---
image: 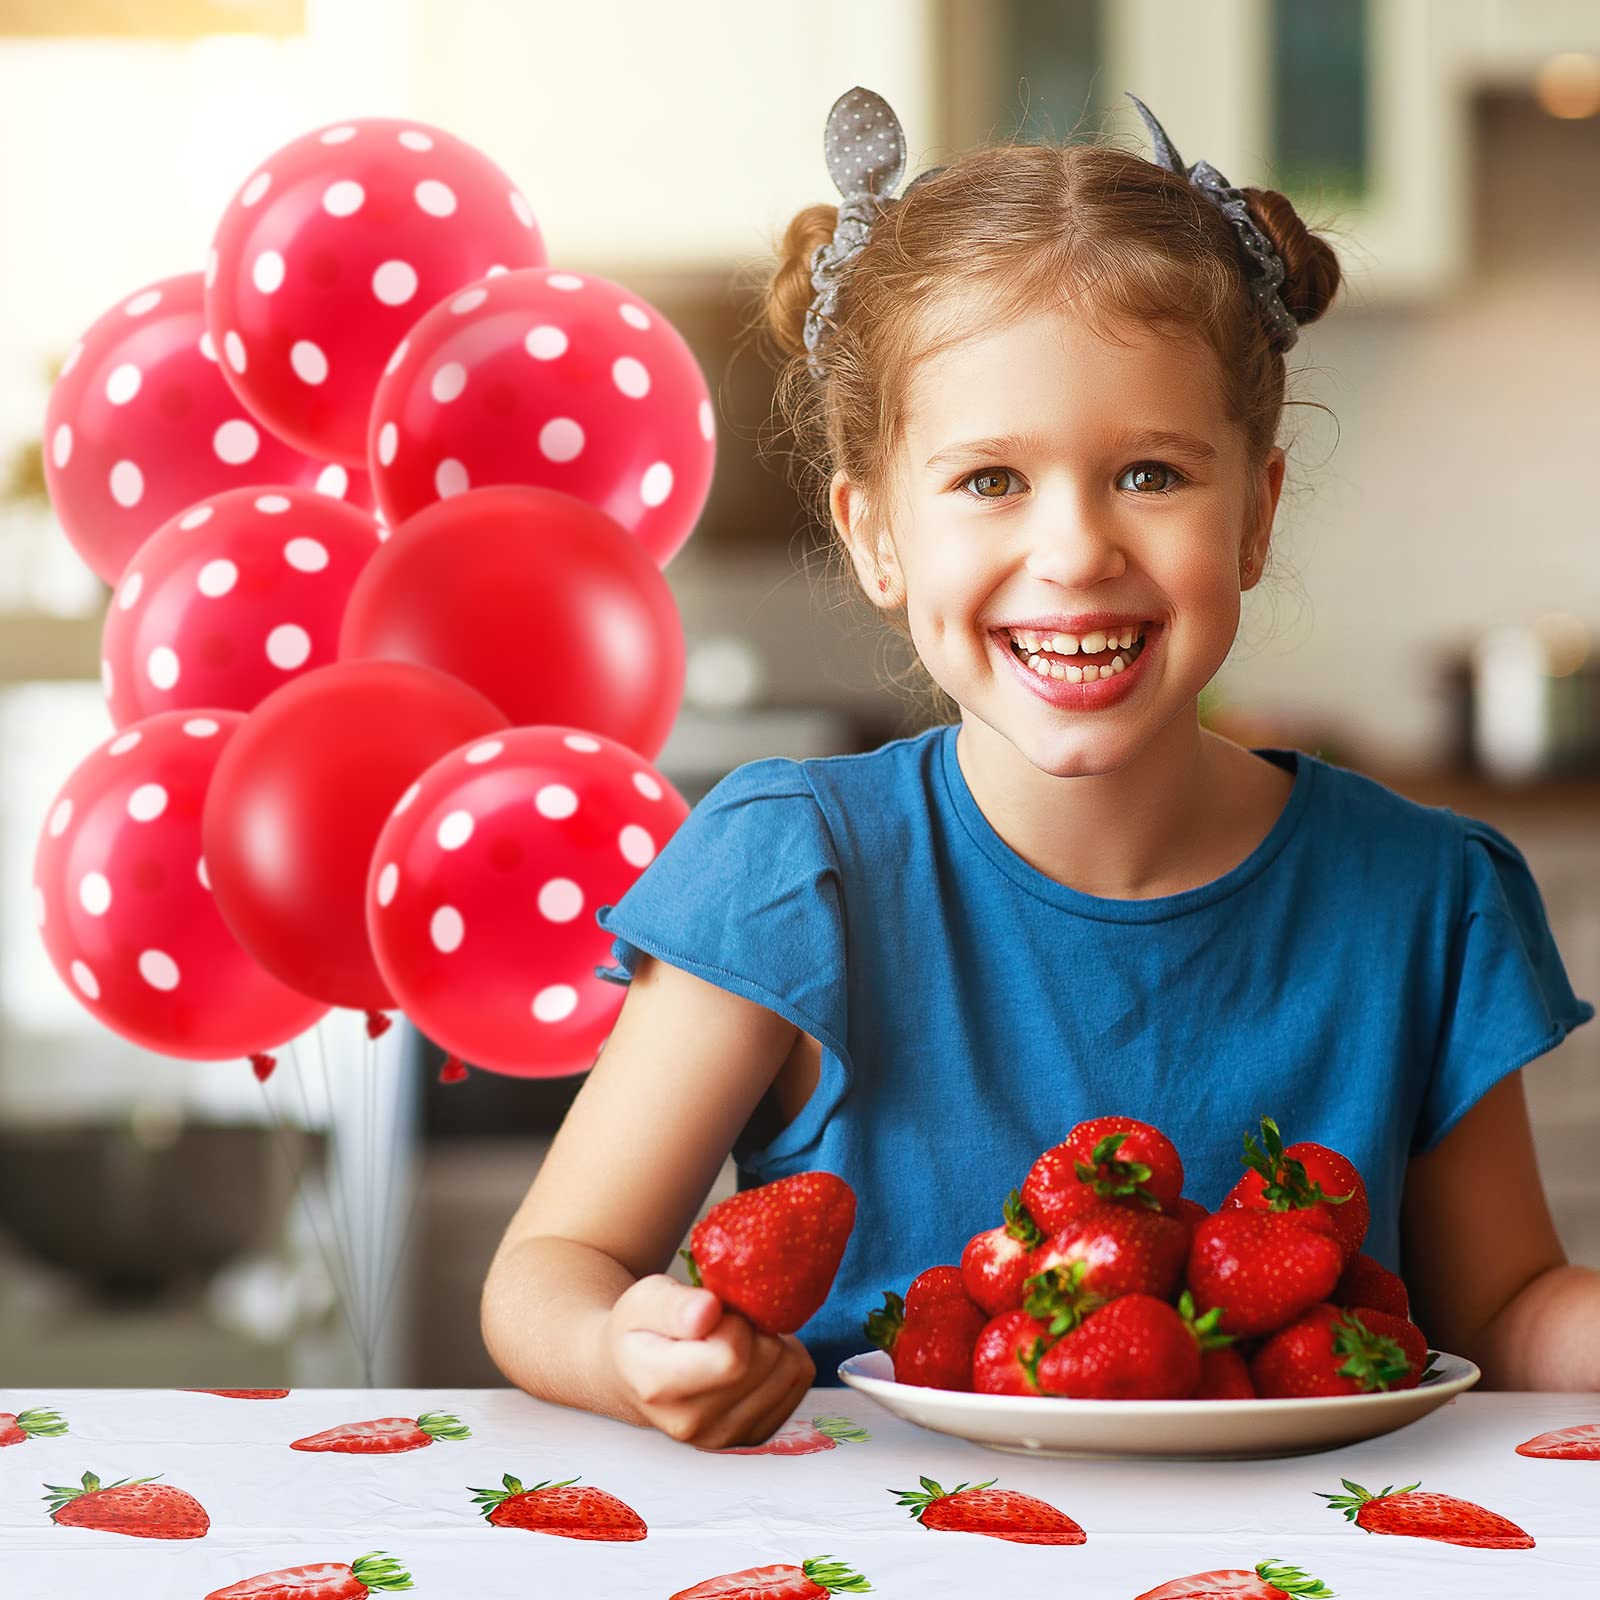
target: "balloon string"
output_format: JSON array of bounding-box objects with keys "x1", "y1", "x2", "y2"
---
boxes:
[
  {"x1": 375, "y1": 1023, "x2": 407, "y2": 1360},
  {"x1": 371, "y1": 1044, "x2": 426, "y2": 1366},
  {"x1": 364, "y1": 1021, "x2": 378, "y2": 1385},
  {"x1": 265, "y1": 1040, "x2": 365, "y2": 1371},
  {"x1": 313, "y1": 1016, "x2": 363, "y2": 1381}
]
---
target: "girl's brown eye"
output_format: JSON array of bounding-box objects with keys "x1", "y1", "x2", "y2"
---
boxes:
[
  {"x1": 1125, "y1": 463, "x2": 1178, "y2": 493},
  {"x1": 965, "y1": 469, "x2": 1015, "y2": 498}
]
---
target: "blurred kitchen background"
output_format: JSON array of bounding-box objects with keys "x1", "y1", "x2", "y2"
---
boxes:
[{"x1": 1, "y1": 0, "x2": 1597, "y2": 1388}]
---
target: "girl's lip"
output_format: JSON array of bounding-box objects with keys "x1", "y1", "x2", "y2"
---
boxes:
[{"x1": 990, "y1": 623, "x2": 1161, "y2": 708}]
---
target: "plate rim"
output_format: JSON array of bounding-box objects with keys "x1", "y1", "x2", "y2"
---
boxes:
[{"x1": 837, "y1": 1347, "x2": 1481, "y2": 1414}]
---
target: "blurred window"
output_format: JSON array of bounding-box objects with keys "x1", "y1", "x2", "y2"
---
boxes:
[{"x1": 1271, "y1": 0, "x2": 1371, "y2": 205}]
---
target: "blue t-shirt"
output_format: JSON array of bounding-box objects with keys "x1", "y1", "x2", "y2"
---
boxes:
[{"x1": 593, "y1": 722, "x2": 1593, "y2": 1385}]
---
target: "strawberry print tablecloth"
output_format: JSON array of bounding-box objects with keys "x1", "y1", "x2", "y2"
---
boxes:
[{"x1": 3, "y1": 1385, "x2": 1599, "y2": 1598}]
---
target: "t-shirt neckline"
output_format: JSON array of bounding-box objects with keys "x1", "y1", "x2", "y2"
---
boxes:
[{"x1": 938, "y1": 721, "x2": 1317, "y2": 923}]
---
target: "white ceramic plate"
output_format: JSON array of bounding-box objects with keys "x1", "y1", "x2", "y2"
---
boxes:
[{"x1": 837, "y1": 1349, "x2": 1481, "y2": 1460}]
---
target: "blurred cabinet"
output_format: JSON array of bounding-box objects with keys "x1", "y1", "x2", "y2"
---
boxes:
[{"x1": 932, "y1": 0, "x2": 1600, "y2": 302}]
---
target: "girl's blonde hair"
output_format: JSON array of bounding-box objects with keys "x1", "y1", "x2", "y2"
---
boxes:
[{"x1": 745, "y1": 129, "x2": 1344, "y2": 729}]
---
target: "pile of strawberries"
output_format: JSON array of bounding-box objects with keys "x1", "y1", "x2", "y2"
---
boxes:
[{"x1": 865, "y1": 1114, "x2": 1436, "y2": 1400}]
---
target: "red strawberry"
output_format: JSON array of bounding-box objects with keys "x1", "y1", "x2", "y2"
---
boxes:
[
  {"x1": 903, "y1": 1263, "x2": 971, "y2": 1313},
  {"x1": 1023, "y1": 1117, "x2": 1184, "y2": 1232},
  {"x1": 1345, "y1": 1306, "x2": 1427, "y2": 1386},
  {"x1": 204, "y1": 1550, "x2": 413, "y2": 1600},
  {"x1": 971, "y1": 1308, "x2": 1056, "y2": 1395},
  {"x1": 1187, "y1": 1207, "x2": 1343, "y2": 1337},
  {"x1": 679, "y1": 1171, "x2": 855, "y2": 1335},
  {"x1": 1026, "y1": 1199, "x2": 1190, "y2": 1305},
  {"x1": 1250, "y1": 1304, "x2": 1420, "y2": 1397},
  {"x1": 1222, "y1": 1117, "x2": 1368, "y2": 1265},
  {"x1": 180, "y1": 1388, "x2": 290, "y2": 1398},
  {"x1": 892, "y1": 1474, "x2": 1086, "y2": 1544},
  {"x1": 864, "y1": 1280, "x2": 987, "y2": 1391},
  {"x1": 699, "y1": 1415, "x2": 871, "y2": 1455},
  {"x1": 0, "y1": 1407, "x2": 68, "y2": 1446},
  {"x1": 44, "y1": 1470, "x2": 209, "y2": 1539},
  {"x1": 291, "y1": 1410, "x2": 470, "y2": 1452},
  {"x1": 1516, "y1": 1423, "x2": 1600, "y2": 1459},
  {"x1": 1029, "y1": 1292, "x2": 1201, "y2": 1399},
  {"x1": 1195, "y1": 1346, "x2": 1257, "y2": 1400},
  {"x1": 669, "y1": 1556, "x2": 873, "y2": 1598},
  {"x1": 1165, "y1": 1195, "x2": 1210, "y2": 1242},
  {"x1": 1330, "y1": 1251, "x2": 1409, "y2": 1319},
  {"x1": 468, "y1": 1473, "x2": 646, "y2": 1540},
  {"x1": 1316, "y1": 1477, "x2": 1535, "y2": 1548},
  {"x1": 1135, "y1": 1559, "x2": 1336, "y2": 1598},
  {"x1": 960, "y1": 1189, "x2": 1046, "y2": 1313}
]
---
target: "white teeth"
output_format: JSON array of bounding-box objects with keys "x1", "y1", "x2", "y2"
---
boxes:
[
  {"x1": 1006, "y1": 624, "x2": 1144, "y2": 655},
  {"x1": 1007, "y1": 629, "x2": 1147, "y2": 682}
]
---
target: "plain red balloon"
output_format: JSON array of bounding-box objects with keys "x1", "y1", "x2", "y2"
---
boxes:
[
  {"x1": 202, "y1": 659, "x2": 510, "y2": 1015},
  {"x1": 339, "y1": 485, "x2": 683, "y2": 762},
  {"x1": 33, "y1": 710, "x2": 328, "y2": 1062}
]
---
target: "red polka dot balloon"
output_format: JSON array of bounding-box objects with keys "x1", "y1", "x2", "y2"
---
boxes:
[
  {"x1": 366, "y1": 726, "x2": 690, "y2": 1077},
  {"x1": 41, "y1": 272, "x2": 372, "y2": 586},
  {"x1": 33, "y1": 710, "x2": 328, "y2": 1062},
  {"x1": 102, "y1": 485, "x2": 384, "y2": 728},
  {"x1": 367, "y1": 267, "x2": 715, "y2": 568},
  {"x1": 205, "y1": 117, "x2": 547, "y2": 468}
]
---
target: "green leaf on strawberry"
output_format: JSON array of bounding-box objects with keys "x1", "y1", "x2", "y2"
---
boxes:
[
  {"x1": 348, "y1": 1553, "x2": 415, "y2": 1592},
  {"x1": 1020, "y1": 1261, "x2": 1108, "y2": 1337},
  {"x1": 797, "y1": 1557, "x2": 874, "y2": 1594},
  {"x1": 863, "y1": 1290, "x2": 904, "y2": 1352},
  {"x1": 1072, "y1": 1132, "x2": 1162, "y2": 1210},
  {"x1": 1254, "y1": 1560, "x2": 1335, "y2": 1597},
  {"x1": 1001, "y1": 1188, "x2": 1044, "y2": 1248},
  {"x1": 1176, "y1": 1288, "x2": 1237, "y2": 1350},
  {"x1": 1241, "y1": 1116, "x2": 1353, "y2": 1209}
]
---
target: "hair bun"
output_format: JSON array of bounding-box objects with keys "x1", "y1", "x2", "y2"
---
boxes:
[
  {"x1": 762, "y1": 203, "x2": 842, "y2": 361},
  {"x1": 1242, "y1": 186, "x2": 1342, "y2": 331}
]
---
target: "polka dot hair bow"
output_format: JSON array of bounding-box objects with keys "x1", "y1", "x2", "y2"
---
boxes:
[
  {"x1": 1125, "y1": 91, "x2": 1301, "y2": 352},
  {"x1": 802, "y1": 86, "x2": 944, "y2": 383}
]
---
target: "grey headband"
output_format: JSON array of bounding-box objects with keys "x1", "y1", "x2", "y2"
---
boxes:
[{"x1": 801, "y1": 85, "x2": 1299, "y2": 381}]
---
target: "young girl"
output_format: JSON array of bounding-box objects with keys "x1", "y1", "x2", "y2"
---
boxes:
[{"x1": 480, "y1": 87, "x2": 1596, "y2": 1447}]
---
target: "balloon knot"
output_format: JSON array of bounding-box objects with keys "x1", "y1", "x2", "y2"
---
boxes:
[
  {"x1": 249, "y1": 1053, "x2": 277, "y2": 1083},
  {"x1": 439, "y1": 1055, "x2": 468, "y2": 1085},
  {"x1": 365, "y1": 1010, "x2": 393, "y2": 1040}
]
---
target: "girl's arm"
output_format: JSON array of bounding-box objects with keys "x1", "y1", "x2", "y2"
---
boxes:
[
  {"x1": 1400, "y1": 1067, "x2": 1598, "y2": 1389},
  {"x1": 479, "y1": 948, "x2": 818, "y2": 1444}
]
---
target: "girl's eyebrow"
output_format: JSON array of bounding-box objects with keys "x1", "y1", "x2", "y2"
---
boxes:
[{"x1": 923, "y1": 427, "x2": 1220, "y2": 472}]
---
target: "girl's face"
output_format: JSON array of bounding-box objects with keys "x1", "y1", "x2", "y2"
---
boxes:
[{"x1": 835, "y1": 301, "x2": 1285, "y2": 777}]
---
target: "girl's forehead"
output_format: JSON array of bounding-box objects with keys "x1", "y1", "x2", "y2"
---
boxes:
[{"x1": 904, "y1": 308, "x2": 1224, "y2": 444}]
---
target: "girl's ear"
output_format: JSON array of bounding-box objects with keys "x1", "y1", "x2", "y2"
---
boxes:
[{"x1": 832, "y1": 470, "x2": 900, "y2": 606}]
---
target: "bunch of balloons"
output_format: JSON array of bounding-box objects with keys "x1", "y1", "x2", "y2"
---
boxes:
[{"x1": 33, "y1": 116, "x2": 713, "y2": 1083}]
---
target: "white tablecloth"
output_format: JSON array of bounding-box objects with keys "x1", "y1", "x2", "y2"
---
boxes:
[{"x1": 3, "y1": 1386, "x2": 1598, "y2": 1597}]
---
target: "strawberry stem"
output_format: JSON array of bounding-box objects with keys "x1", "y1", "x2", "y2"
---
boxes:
[
  {"x1": 1021, "y1": 1261, "x2": 1106, "y2": 1336},
  {"x1": 677, "y1": 1247, "x2": 703, "y2": 1289},
  {"x1": 1240, "y1": 1116, "x2": 1352, "y2": 1210},
  {"x1": 1177, "y1": 1288, "x2": 1237, "y2": 1350},
  {"x1": 349, "y1": 1552, "x2": 414, "y2": 1592},
  {"x1": 14, "y1": 1408, "x2": 68, "y2": 1438},
  {"x1": 415, "y1": 1411, "x2": 471, "y2": 1442},
  {"x1": 1255, "y1": 1559, "x2": 1335, "y2": 1597},
  {"x1": 1001, "y1": 1188, "x2": 1044, "y2": 1248},
  {"x1": 467, "y1": 1472, "x2": 581, "y2": 1519},
  {"x1": 862, "y1": 1290, "x2": 904, "y2": 1353},
  {"x1": 1314, "y1": 1477, "x2": 1423, "y2": 1524},
  {"x1": 811, "y1": 1415, "x2": 872, "y2": 1444},
  {"x1": 890, "y1": 1475, "x2": 998, "y2": 1520},
  {"x1": 1330, "y1": 1310, "x2": 1413, "y2": 1391},
  {"x1": 799, "y1": 1556, "x2": 874, "y2": 1593},
  {"x1": 1072, "y1": 1132, "x2": 1161, "y2": 1209}
]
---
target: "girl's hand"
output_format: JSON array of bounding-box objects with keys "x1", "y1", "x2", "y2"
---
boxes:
[{"x1": 605, "y1": 1272, "x2": 816, "y2": 1448}]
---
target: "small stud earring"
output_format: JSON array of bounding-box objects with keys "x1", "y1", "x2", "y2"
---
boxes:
[
  {"x1": 1243, "y1": 556, "x2": 1254, "y2": 574},
  {"x1": 877, "y1": 573, "x2": 888, "y2": 591}
]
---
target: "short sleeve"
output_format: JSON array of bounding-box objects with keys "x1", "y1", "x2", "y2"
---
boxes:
[
  {"x1": 591, "y1": 757, "x2": 852, "y2": 1163},
  {"x1": 1414, "y1": 815, "x2": 1596, "y2": 1155}
]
